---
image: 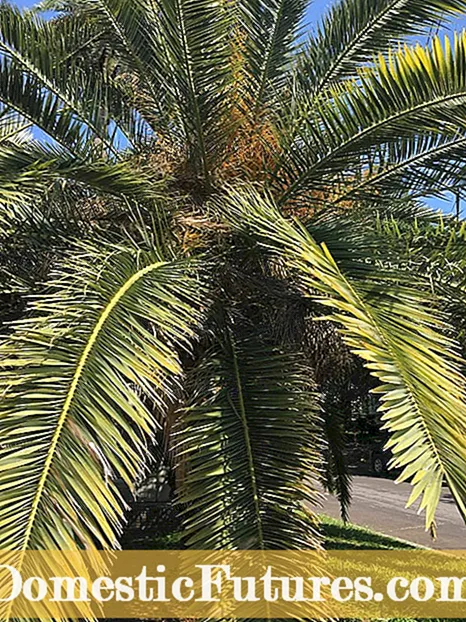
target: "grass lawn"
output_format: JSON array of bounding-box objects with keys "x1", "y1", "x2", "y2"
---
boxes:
[
  {"x1": 125, "y1": 512, "x2": 464, "y2": 621},
  {"x1": 320, "y1": 514, "x2": 417, "y2": 550},
  {"x1": 128, "y1": 513, "x2": 421, "y2": 551},
  {"x1": 319, "y1": 515, "x2": 464, "y2": 622}
]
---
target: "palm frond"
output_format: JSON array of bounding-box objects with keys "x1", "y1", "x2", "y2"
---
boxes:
[
  {"x1": 277, "y1": 33, "x2": 466, "y2": 205},
  {"x1": 322, "y1": 407, "x2": 352, "y2": 523},
  {"x1": 238, "y1": 0, "x2": 307, "y2": 113},
  {"x1": 0, "y1": 4, "x2": 114, "y2": 153},
  {"x1": 48, "y1": 0, "x2": 178, "y2": 137},
  {"x1": 74, "y1": 0, "x2": 233, "y2": 179},
  {"x1": 0, "y1": 2, "x2": 150, "y2": 154},
  {"x1": 177, "y1": 324, "x2": 322, "y2": 549},
  {"x1": 0, "y1": 138, "x2": 163, "y2": 215},
  {"x1": 155, "y1": 0, "x2": 232, "y2": 181},
  {"x1": 329, "y1": 131, "x2": 466, "y2": 205},
  {"x1": 297, "y1": 0, "x2": 466, "y2": 95},
  {"x1": 221, "y1": 186, "x2": 466, "y2": 530},
  {"x1": 0, "y1": 56, "x2": 83, "y2": 154},
  {"x1": 0, "y1": 107, "x2": 32, "y2": 143},
  {"x1": 373, "y1": 208, "x2": 466, "y2": 346},
  {"x1": 0, "y1": 238, "x2": 206, "y2": 551}
]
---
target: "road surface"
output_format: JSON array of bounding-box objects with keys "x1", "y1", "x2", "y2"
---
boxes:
[{"x1": 318, "y1": 475, "x2": 466, "y2": 549}]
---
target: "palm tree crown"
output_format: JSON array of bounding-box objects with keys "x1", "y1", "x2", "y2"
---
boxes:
[{"x1": 1, "y1": 0, "x2": 466, "y2": 559}]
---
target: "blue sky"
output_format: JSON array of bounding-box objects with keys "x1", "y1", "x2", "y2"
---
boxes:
[{"x1": 11, "y1": 0, "x2": 466, "y2": 214}]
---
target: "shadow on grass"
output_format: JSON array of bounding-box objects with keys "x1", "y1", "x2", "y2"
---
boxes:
[{"x1": 320, "y1": 514, "x2": 416, "y2": 550}]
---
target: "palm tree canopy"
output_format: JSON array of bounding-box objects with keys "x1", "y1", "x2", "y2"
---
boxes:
[{"x1": 1, "y1": 0, "x2": 466, "y2": 557}]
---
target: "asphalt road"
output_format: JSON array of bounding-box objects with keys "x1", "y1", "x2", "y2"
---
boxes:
[{"x1": 319, "y1": 475, "x2": 466, "y2": 549}]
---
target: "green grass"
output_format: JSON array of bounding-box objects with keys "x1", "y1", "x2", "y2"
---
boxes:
[
  {"x1": 133, "y1": 513, "x2": 419, "y2": 551},
  {"x1": 320, "y1": 514, "x2": 417, "y2": 550},
  {"x1": 125, "y1": 512, "x2": 463, "y2": 620},
  {"x1": 319, "y1": 515, "x2": 465, "y2": 622}
]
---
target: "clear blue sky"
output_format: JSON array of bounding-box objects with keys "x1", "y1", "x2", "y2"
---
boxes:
[{"x1": 11, "y1": 0, "x2": 466, "y2": 214}]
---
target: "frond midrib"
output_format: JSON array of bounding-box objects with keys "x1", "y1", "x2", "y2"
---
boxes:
[
  {"x1": 227, "y1": 329, "x2": 264, "y2": 549},
  {"x1": 0, "y1": 119, "x2": 32, "y2": 144},
  {"x1": 0, "y1": 92, "x2": 80, "y2": 157},
  {"x1": 20, "y1": 259, "x2": 166, "y2": 554},
  {"x1": 279, "y1": 87, "x2": 466, "y2": 204},
  {"x1": 315, "y1": 0, "x2": 407, "y2": 94}
]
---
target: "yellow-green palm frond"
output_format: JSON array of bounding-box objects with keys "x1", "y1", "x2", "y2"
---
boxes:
[
  {"x1": 221, "y1": 186, "x2": 466, "y2": 530},
  {"x1": 177, "y1": 325, "x2": 322, "y2": 550},
  {"x1": 277, "y1": 32, "x2": 466, "y2": 205},
  {"x1": 0, "y1": 238, "x2": 206, "y2": 552},
  {"x1": 298, "y1": 0, "x2": 466, "y2": 95}
]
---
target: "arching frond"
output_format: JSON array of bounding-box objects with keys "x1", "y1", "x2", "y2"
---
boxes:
[
  {"x1": 0, "y1": 108, "x2": 32, "y2": 144},
  {"x1": 0, "y1": 4, "x2": 106, "y2": 152},
  {"x1": 221, "y1": 186, "x2": 466, "y2": 530},
  {"x1": 277, "y1": 33, "x2": 466, "y2": 205},
  {"x1": 177, "y1": 326, "x2": 322, "y2": 549},
  {"x1": 0, "y1": 2, "x2": 147, "y2": 153},
  {"x1": 0, "y1": 138, "x2": 163, "y2": 215},
  {"x1": 329, "y1": 131, "x2": 466, "y2": 205},
  {"x1": 0, "y1": 239, "x2": 206, "y2": 551},
  {"x1": 77, "y1": 0, "x2": 232, "y2": 178},
  {"x1": 47, "y1": 0, "x2": 177, "y2": 137},
  {"x1": 299, "y1": 0, "x2": 466, "y2": 95}
]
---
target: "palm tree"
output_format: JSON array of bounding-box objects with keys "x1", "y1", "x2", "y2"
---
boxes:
[{"x1": 2, "y1": 0, "x2": 466, "y2": 558}]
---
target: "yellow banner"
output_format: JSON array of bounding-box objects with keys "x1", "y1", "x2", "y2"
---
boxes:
[{"x1": 2, "y1": 550, "x2": 466, "y2": 618}]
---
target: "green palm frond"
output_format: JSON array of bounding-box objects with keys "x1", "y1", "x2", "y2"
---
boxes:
[
  {"x1": 0, "y1": 107, "x2": 32, "y2": 144},
  {"x1": 0, "y1": 116, "x2": 56, "y2": 210},
  {"x1": 322, "y1": 407, "x2": 352, "y2": 523},
  {"x1": 72, "y1": 0, "x2": 232, "y2": 178},
  {"x1": 309, "y1": 196, "x2": 465, "y2": 282},
  {"x1": 0, "y1": 2, "x2": 146, "y2": 153},
  {"x1": 177, "y1": 325, "x2": 322, "y2": 549},
  {"x1": 48, "y1": 0, "x2": 177, "y2": 136},
  {"x1": 373, "y1": 209, "x2": 466, "y2": 345},
  {"x1": 0, "y1": 238, "x2": 206, "y2": 551},
  {"x1": 299, "y1": 0, "x2": 466, "y2": 95},
  {"x1": 238, "y1": 0, "x2": 307, "y2": 113},
  {"x1": 221, "y1": 186, "x2": 466, "y2": 530},
  {"x1": 155, "y1": 0, "x2": 232, "y2": 181},
  {"x1": 0, "y1": 4, "x2": 104, "y2": 152},
  {"x1": 303, "y1": 202, "x2": 466, "y2": 346},
  {"x1": 0, "y1": 56, "x2": 83, "y2": 153},
  {"x1": 0, "y1": 138, "x2": 163, "y2": 215},
  {"x1": 277, "y1": 33, "x2": 466, "y2": 204},
  {"x1": 375, "y1": 207, "x2": 466, "y2": 273},
  {"x1": 328, "y1": 131, "x2": 466, "y2": 205}
]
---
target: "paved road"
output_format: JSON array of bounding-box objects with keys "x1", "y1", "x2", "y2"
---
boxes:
[{"x1": 319, "y1": 475, "x2": 466, "y2": 549}]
